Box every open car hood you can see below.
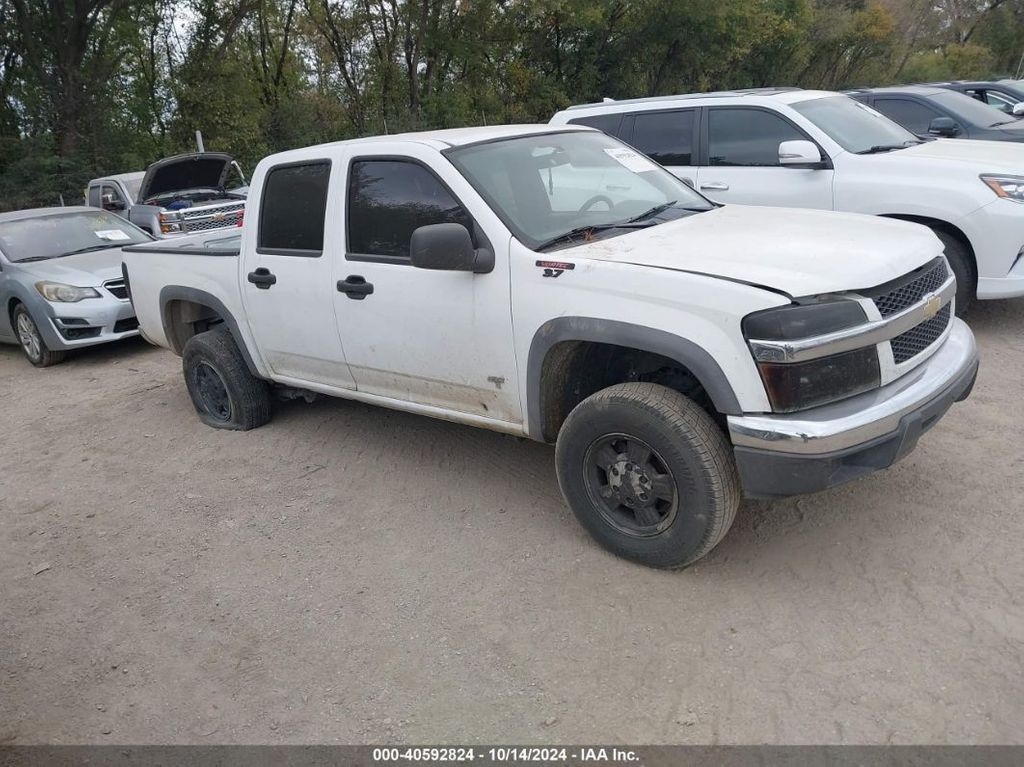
[138,153,234,202]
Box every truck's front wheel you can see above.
[555,383,740,569]
[182,326,271,430]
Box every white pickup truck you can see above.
[122,125,979,569]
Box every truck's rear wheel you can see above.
[555,382,740,569]
[182,326,271,430]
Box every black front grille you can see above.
[891,304,951,364]
[869,258,949,317]
[104,279,129,300]
[114,317,139,333]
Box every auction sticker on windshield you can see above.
[96,229,131,241]
[603,147,658,173]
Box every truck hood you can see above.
[894,137,1024,171]
[17,246,127,287]
[139,153,234,202]
[575,206,941,297]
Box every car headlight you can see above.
[742,298,880,413]
[981,174,1024,203]
[35,282,101,303]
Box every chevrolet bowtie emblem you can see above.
[924,295,941,319]
[213,212,226,222]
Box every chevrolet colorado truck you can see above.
[121,125,979,569]
[111,152,247,238]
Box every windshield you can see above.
[124,177,143,200]
[0,210,152,263]
[930,89,1018,126]
[791,96,920,153]
[446,131,714,251]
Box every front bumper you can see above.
[728,319,978,498]
[37,295,139,351]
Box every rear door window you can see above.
[707,108,807,166]
[347,159,472,262]
[629,110,696,166]
[257,161,331,256]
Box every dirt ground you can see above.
[1,299,1022,746]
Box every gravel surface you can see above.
[1,299,1022,745]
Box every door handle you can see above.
[700,182,730,191]
[247,267,277,289]
[337,275,374,300]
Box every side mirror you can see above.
[410,223,493,274]
[778,140,825,169]
[1012,102,1024,117]
[928,117,959,137]
[101,194,126,211]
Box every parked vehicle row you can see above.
[5,83,1019,570]
[551,87,1024,311]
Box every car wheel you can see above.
[13,304,65,367]
[932,229,974,317]
[182,325,271,430]
[555,382,740,569]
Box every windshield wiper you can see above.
[56,244,118,257]
[857,140,920,154]
[13,255,54,263]
[626,200,679,223]
[534,221,657,252]
[990,119,1017,127]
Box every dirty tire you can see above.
[932,229,974,317]
[13,304,65,367]
[182,326,271,430]
[555,382,740,570]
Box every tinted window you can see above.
[871,98,941,134]
[708,108,806,166]
[567,114,624,136]
[347,160,471,260]
[258,161,330,254]
[630,110,695,165]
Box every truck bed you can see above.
[123,231,241,257]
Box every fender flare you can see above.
[526,317,743,441]
[158,285,261,376]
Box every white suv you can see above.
[551,88,1024,312]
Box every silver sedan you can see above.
[0,206,154,366]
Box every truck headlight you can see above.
[981,174,1024,203]
[159,212,183,234]
[35,282,101,303]
[742,298,880,413]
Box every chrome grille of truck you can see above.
[870,258,949,317]
[103,279,129,300]
[891,304,951,364]
[185,216,241,232]
[182,202,244,219]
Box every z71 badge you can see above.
[536,260,575,278]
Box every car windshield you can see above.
[446,131,714,251]
[930,89,1018,126]
[0,210,152,263]
[791,95,921,153]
